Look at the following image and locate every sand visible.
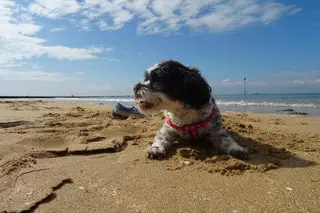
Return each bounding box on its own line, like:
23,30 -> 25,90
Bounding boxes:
0,100 -> 319,213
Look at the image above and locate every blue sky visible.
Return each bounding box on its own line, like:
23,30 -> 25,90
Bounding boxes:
0,0 -> 320,96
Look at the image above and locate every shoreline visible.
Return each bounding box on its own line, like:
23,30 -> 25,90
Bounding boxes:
1,99 -> 319,116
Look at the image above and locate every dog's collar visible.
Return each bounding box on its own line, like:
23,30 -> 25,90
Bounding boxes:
165,106 -> 215,140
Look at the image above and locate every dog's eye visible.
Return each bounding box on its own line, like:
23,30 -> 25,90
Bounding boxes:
144,72 -> 149,82
151,82 -> 163,91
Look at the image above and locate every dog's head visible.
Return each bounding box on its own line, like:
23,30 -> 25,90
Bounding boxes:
133,60 -> 212,113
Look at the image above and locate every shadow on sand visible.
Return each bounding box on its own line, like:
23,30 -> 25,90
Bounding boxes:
161,130 -> 316,170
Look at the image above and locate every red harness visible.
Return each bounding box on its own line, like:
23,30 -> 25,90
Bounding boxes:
165,108 -> 215,140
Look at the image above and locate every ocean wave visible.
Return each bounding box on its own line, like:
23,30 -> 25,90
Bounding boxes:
0,97 -> 304,109
53,98 -> 319,108
216,100 -> 320,108
2,97 -> 319,109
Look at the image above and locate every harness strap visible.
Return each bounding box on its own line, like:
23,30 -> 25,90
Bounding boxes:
165,107 -> 215,140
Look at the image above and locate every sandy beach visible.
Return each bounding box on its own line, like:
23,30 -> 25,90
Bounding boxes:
0,100 -> 319,213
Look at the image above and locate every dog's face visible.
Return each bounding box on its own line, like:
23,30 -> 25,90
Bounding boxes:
133,60 -> 212,113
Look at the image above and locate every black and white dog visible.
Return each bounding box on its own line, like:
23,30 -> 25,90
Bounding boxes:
134,60 -> 248,160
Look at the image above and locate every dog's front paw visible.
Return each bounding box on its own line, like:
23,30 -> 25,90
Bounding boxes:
147,146 -> 166,159
228,146 -> 249,160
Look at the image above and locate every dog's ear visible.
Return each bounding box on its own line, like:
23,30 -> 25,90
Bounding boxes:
182,68 -> 211,109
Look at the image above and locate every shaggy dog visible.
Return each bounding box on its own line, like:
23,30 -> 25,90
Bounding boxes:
133,60 -> 248,160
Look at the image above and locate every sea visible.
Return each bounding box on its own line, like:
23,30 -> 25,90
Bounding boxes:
2,93 -> 320,115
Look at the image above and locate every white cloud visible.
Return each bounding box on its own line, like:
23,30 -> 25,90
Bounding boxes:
75,18 -> 92,31
106,58 -> 120,62
0,70 -> 132,96
211,70 -> 320,94
43,46 -> 110,60
28,0 -> 81,19
0,0 -> 110,66
50,27 -> 65,32
185,1 -> 296,33
288,7 -> 302,16
74,71 -> 84,75
274,70 -> 320,84
1,63 -> 25,68
291,78 -> 320,85
26,0 -> 301,35
312,79 -> 320,84
0,68 -> 83,82
220,78 -> 267,86
293,79 -> 305,84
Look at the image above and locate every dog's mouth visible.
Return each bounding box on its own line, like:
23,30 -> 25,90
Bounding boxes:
139,101 -> 154,110
134,94 -> 161,110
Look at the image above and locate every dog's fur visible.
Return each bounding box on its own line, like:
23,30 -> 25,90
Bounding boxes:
133,60 -> 248,159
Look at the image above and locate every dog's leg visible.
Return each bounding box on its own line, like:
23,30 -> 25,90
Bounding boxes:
147,125 -> 177,159
212,128 -> 248,159
209,103 -> 248,159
